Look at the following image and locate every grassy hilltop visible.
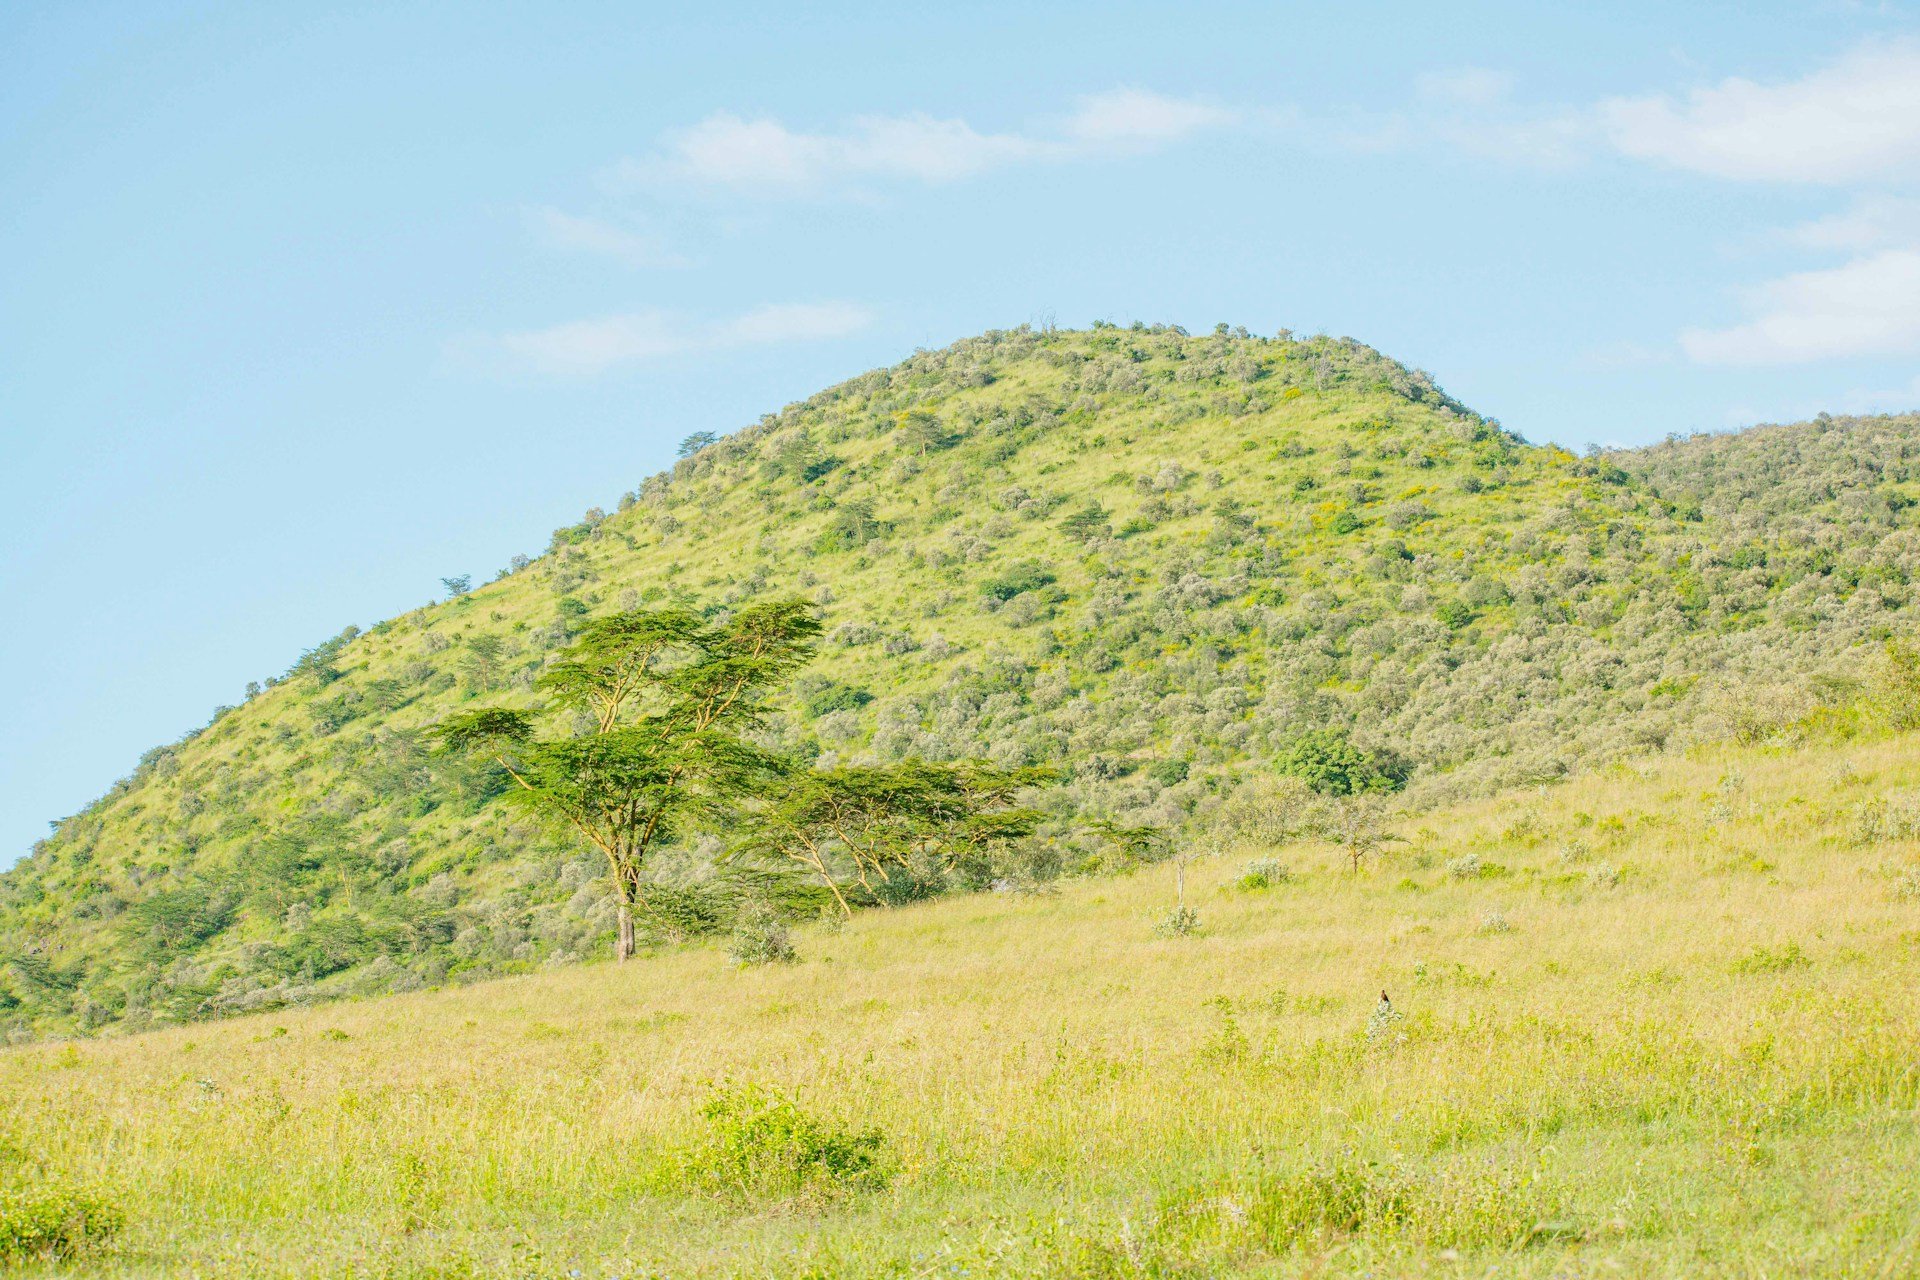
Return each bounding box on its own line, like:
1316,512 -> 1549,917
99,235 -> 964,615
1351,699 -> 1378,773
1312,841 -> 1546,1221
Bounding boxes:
4,729 -> 1918,1276
6,323 -> 1920,1040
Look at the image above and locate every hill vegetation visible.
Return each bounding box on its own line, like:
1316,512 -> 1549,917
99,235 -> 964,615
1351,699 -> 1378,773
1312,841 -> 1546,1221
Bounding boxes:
6,324 -> 1920,1038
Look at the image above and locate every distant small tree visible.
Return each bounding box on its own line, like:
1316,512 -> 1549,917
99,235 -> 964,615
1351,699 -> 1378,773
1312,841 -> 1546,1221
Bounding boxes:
898,411 -> 957,455
1058,501 -> 1113,545
435,599 -> 822,960
441,575 -> 472,599
1079,818 -> 1170,875
1276,730 -> 1410,874
288,627 -> 358,685
678,431 -> 718,458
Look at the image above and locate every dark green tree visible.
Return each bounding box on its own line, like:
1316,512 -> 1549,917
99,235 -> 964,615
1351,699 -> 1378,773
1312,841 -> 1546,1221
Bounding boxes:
1276,729 -> 1409,797
1059,501 -> 1113,545
898,411 -> 957,454
435,599 -> 822,960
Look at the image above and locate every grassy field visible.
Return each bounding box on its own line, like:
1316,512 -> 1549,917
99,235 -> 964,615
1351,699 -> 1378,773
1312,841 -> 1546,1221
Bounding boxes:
7,730 -> 1920,1278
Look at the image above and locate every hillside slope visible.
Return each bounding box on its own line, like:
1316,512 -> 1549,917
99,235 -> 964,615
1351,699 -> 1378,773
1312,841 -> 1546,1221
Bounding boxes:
7,730 -> 1919,1276
6,324 -> 1920,1037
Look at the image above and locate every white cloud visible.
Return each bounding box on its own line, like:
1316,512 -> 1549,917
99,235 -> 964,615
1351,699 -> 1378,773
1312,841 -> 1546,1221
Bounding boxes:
1600,41 -> 1920,183
1415,68 -> 1513,107
464,302 -> 875,377
1680,249 -> 1920,364
635,110 -> 1044,192
1781,195 -> 1920,251
1061,88 -> 1237,144
529,207 -> 689,267
718,301 -> 875,344
622,89 -> 1232,195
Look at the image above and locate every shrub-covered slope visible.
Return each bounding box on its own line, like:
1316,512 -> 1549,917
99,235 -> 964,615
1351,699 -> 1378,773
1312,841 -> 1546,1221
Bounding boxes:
5,324 -> 1919,1036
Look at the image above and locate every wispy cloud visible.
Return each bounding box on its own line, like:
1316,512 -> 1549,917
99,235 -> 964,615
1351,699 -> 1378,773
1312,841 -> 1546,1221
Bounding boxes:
455,301 -> 875,377
1599,40 -> 1920,183
529,207 -> 690,268
1779,195 -> 1920,251
1680,249 -> 1920,364
1414,67 -> 1515,108
612,88 -> 1235,196
1060,88 -> 1239,145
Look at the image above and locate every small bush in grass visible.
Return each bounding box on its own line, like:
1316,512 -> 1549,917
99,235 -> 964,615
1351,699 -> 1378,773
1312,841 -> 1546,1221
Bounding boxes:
1476,908 -> 1512,935
1732,942 -> 1810,975
1160,1154 -> 1567,1253
668,1083 -> 888,1201
1364,997 -> 1406,1047
1154,904 -> 1201,938
1237,858 -> 1290,891
1854,792 -> 1920,844
0,1179 -> 123,1263
728,903 -> 796,967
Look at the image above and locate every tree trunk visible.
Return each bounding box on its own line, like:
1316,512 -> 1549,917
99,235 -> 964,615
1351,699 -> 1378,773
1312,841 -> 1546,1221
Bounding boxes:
616,900 -> 635,962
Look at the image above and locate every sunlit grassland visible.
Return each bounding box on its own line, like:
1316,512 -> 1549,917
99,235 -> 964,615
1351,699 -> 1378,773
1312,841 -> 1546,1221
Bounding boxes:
8,732 -> 1920,1277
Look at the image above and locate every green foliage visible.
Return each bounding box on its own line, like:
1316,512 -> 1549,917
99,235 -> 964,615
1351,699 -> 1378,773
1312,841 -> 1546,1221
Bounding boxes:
287,626 -> 358,685
436,599 -> 823,958
795,677 -> 873,719
726,902 -> 797,966
669,1083 -> 887,1200
1237,858 -> 1289,890
982,560 -> 1057,601
743,760 -> 1055,914
816,499 -> 890,554
1276,730 -> 1410,797
10,324 -> 1920,1038
0,1175 -> 122,1263
1058,500 -> 1113,544
1153,904 -> 1201,937
1732,943 -> 1810,975
634,881 -> 733,944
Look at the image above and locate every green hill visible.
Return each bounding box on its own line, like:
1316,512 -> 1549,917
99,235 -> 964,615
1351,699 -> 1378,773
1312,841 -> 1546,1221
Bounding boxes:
5,323 -> 1919,1038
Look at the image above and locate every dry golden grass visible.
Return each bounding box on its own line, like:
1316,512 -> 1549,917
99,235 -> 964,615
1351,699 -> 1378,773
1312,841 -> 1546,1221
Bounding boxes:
7,732 -> 1920,1276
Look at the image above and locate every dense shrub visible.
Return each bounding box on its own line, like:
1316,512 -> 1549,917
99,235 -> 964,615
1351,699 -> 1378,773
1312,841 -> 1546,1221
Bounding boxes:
1276,730 -> 1410,796
0,1177 -> 122,1263
665,1083 -> 887,1200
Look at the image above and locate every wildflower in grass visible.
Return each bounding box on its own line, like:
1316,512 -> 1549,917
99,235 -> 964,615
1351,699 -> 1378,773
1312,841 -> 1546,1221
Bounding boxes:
1446,854 -> 1482,880
1477,909 -> 1511,935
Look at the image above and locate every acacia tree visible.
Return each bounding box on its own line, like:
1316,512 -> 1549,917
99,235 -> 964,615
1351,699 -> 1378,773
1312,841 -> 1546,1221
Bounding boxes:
744,761 -> 1054,913
435,599 -> 821,960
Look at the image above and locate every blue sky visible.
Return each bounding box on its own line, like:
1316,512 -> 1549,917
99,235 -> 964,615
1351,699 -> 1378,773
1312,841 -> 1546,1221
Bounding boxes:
5,1 -> 1920,866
